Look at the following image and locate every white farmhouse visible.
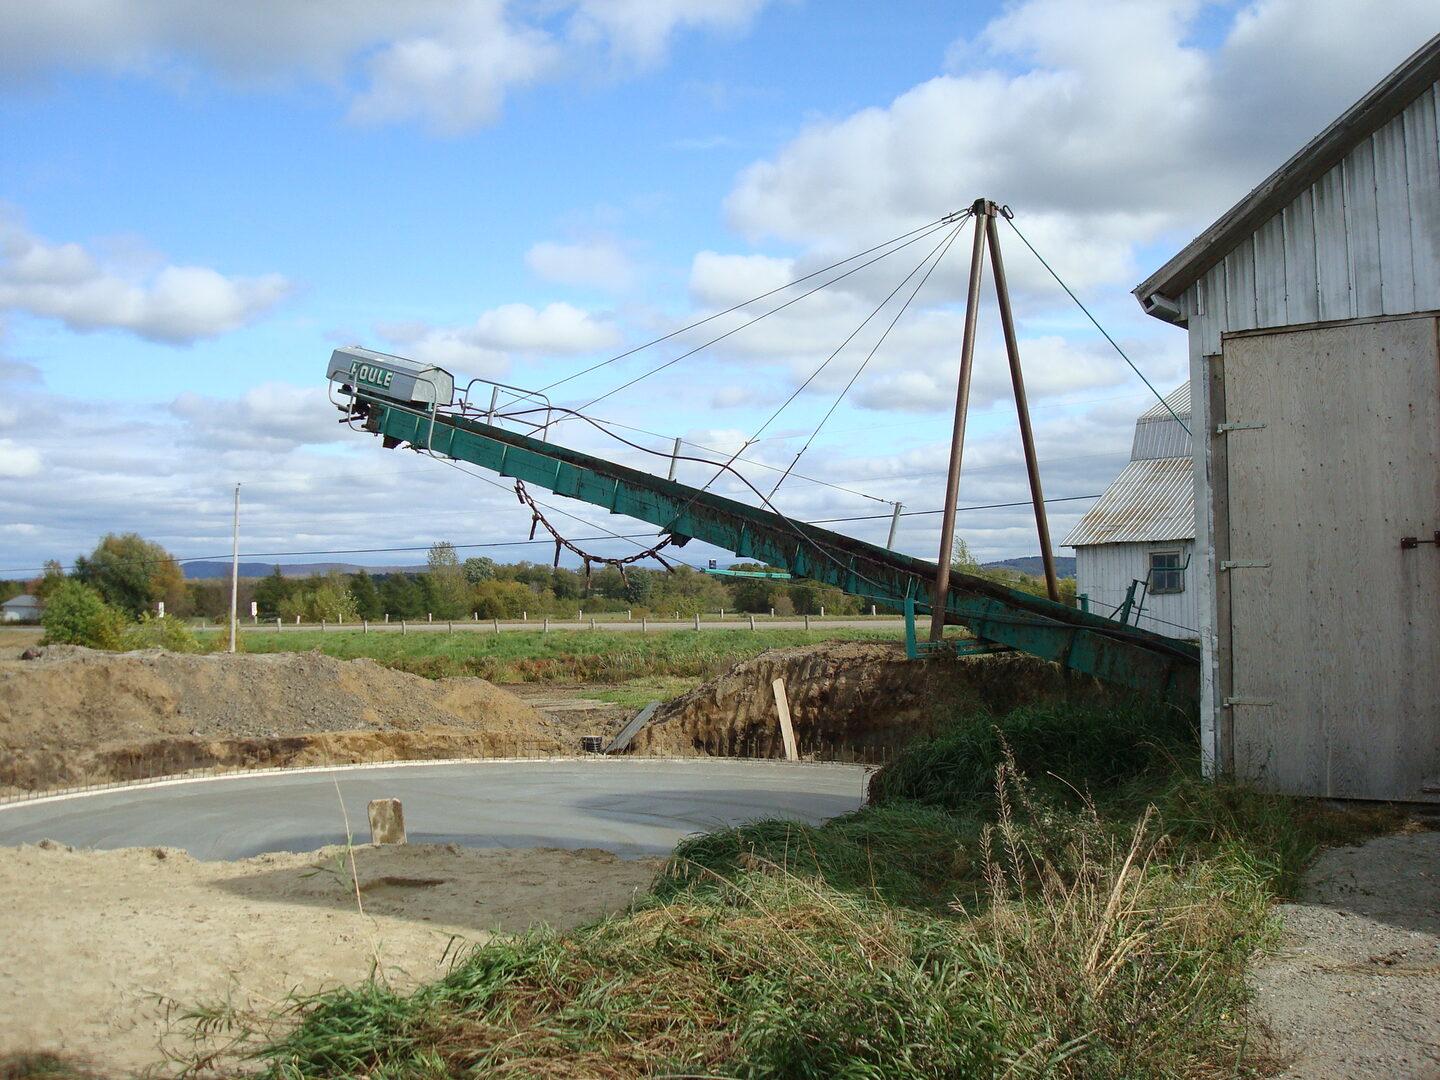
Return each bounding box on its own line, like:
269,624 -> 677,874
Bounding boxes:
1,595 -> 42,623
1134,34 -> 1440,802
1062,385 -> 1197,641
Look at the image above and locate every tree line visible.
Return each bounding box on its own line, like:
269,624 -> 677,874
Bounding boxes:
4,533 -> 1075,640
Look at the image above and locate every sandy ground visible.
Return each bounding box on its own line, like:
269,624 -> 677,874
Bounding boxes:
0,841 -> 662,1076
1250,827 -> 1440,1080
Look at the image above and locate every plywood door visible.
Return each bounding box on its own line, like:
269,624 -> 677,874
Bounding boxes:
1222,316 -> 1440,800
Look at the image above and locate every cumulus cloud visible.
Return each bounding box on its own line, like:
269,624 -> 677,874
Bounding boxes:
526,237 -> 635,290
0,438 -> 41,478
0,215 -> 291,344
0,0 -> 779,134
170,383 -> 347,452
724,0 -> 1439,271
378,301 -> 622,379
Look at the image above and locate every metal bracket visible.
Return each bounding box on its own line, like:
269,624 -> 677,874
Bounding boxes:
1223,697 -> 1275,708
1215,421 -> 1267,434
1219,560 -> 1271,570
1399,531 -> 1440,550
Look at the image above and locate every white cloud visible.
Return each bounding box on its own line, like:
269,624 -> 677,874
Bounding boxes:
378,301 -> 622,380
0,438 -> 41,478
724,0 -> 1439,279
567,0 -> 773,68
170,383 -> 346,452
347,7 -> 560,134
0,215 -> 291,344
526,237 -> 635,290
0,0 -> 781,134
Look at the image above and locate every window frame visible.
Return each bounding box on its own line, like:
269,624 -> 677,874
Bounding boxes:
1148,549 -> 1186,594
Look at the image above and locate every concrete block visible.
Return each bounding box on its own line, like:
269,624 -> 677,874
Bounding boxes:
367,798 -> 407,845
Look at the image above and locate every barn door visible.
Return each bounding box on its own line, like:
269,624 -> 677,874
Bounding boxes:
1221,316 -> 1440,800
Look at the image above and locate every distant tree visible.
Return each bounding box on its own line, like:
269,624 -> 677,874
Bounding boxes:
950,537 -> 982,575
349,569 -> 383,620
40,580 -> 124,648
73,533 -> 185,618
426,541 -> 469,618
34,561 -> 67,601
309,571 -> 360,622
462,556 -> 497,584
623,567 -> 656,607
380,574 -> 424,619
252,567 -> 296,619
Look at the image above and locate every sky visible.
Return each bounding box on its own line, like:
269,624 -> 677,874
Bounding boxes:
1,0 -> 1436,580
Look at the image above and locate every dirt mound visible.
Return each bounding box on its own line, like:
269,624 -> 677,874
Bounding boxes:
0,647 -> 566,792
625,641 -> 1108,758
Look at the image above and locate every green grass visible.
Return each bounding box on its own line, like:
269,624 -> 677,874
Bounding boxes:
166,695 -> 1407,1080
203,627 -> 897,687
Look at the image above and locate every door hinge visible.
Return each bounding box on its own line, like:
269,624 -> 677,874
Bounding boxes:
1219,560 -> 1271,570
1399,531 -> 1439,550
1223,697 -> 1275,708
1215,421 -> 1267,434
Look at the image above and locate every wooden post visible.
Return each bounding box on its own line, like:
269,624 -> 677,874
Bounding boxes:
772,678 -> 799,762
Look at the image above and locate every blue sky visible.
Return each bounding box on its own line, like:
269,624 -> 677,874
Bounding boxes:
1,1 -> 1435,578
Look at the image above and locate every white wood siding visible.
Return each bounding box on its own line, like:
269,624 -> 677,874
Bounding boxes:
1075,542 -> 1200,641
1181,83 -> 1440,354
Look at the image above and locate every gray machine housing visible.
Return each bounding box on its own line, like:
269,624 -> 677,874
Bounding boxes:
327,346 -> 455,409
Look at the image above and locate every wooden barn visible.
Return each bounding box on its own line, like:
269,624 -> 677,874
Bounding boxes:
1063,385 -> 1198,641
1133,34 -> 1440,801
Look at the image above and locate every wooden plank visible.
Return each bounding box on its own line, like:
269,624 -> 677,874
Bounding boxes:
1196,267 -> 1226,355
1223,318 -> 1440,800
772,678 -> 799,762
1311,165 -> 1354,321
1402,84 -> 1440,309
1223,237 -> 1259,331
1280,188 -> 1320,324
1342,136 -> 1384,316
1372,113 -> 1416,314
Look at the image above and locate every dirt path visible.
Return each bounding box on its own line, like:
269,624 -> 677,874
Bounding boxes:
1250,827 -> 1440,1079
0,841 -> 661,1076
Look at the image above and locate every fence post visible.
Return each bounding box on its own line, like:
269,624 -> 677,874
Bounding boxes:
447,621 -> 453,634
694,613 -> 701,631
543,618 -> 549,633
493,618 -> 500,633
804,614 -> 810,630
363,619 -> 369,634
275,617 -> 281,631
749,614 -> 756,631
642,617 -> 648,633
401,620 -> 407,635
321,619 -> 326,632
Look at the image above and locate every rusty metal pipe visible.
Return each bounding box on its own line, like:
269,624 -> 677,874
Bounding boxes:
930,201 -> 990,641
985,211 -> 1060,602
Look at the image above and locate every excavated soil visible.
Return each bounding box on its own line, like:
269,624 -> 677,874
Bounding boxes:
626,641 -> 1114,757
0,646 -> 568,794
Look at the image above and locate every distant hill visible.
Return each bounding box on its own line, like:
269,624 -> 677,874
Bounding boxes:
981,555 -> 1076,579
182,561 -> 424,580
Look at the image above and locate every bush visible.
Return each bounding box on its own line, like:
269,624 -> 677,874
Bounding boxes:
40,580 -> 124,648
117,613 -> 201,653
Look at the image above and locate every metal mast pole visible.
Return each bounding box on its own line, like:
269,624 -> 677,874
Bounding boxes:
228,483 -> 240,654
930,200 -> 990,642
985,211 -> 1060,601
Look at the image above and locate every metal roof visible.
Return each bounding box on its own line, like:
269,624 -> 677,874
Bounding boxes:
1061,457 -> 1196,547
1133,33 -> 1440,318
1138,383 -> 1190,422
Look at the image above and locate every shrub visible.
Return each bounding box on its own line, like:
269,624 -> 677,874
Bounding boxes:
117,613 -> 201,653
39,580 -> 124,648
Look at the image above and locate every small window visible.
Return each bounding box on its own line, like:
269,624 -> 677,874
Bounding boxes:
1149,550 -> 1185,594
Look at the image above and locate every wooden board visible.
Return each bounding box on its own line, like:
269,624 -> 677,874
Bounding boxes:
1221,316 -> 1440,800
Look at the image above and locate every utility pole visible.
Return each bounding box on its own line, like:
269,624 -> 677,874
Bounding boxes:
228,483 -> 240,653
886,501 -> 904,550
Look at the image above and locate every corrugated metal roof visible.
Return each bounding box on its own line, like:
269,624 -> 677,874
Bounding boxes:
1062,457 -> 1196,546
1138,383 -> 1190,422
